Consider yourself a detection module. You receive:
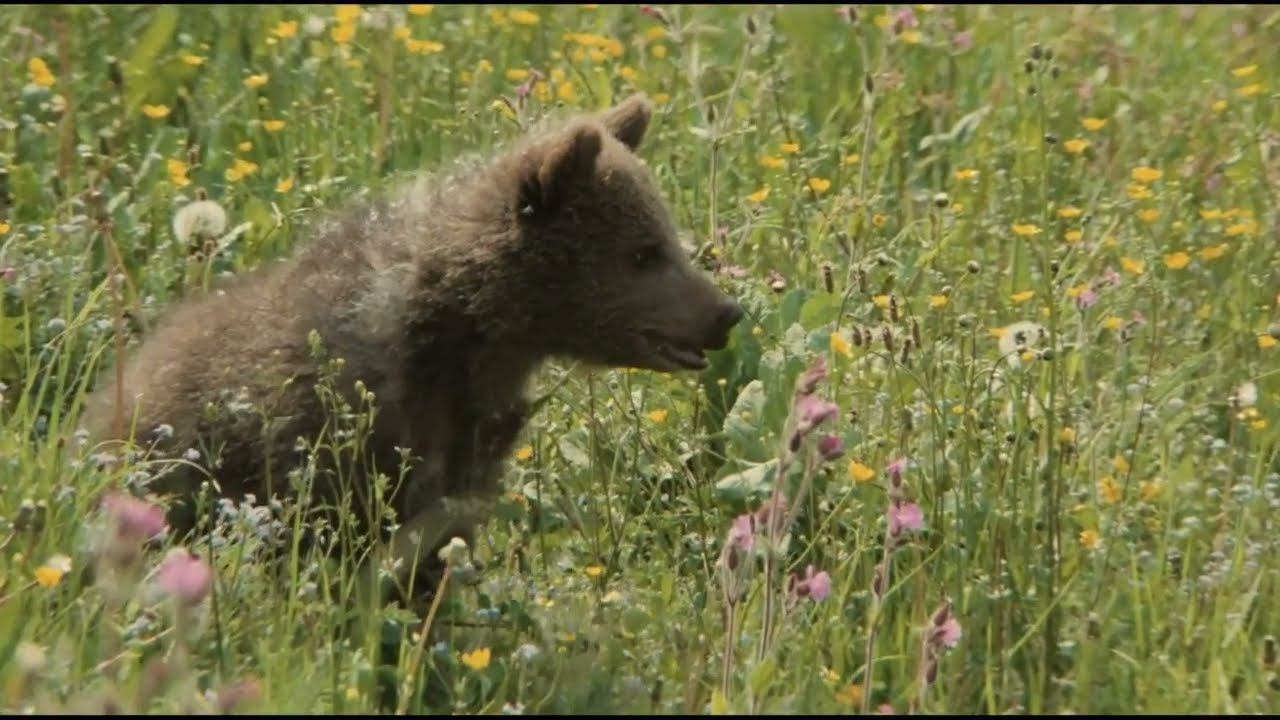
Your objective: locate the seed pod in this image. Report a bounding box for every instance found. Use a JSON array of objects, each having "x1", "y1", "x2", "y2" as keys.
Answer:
[
  {"x1": 822, "y1": 263, "x2": 835, "y2": 293},
  {"x1": 882, "y1": 326, "x2": 895, "y2": 353}
]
